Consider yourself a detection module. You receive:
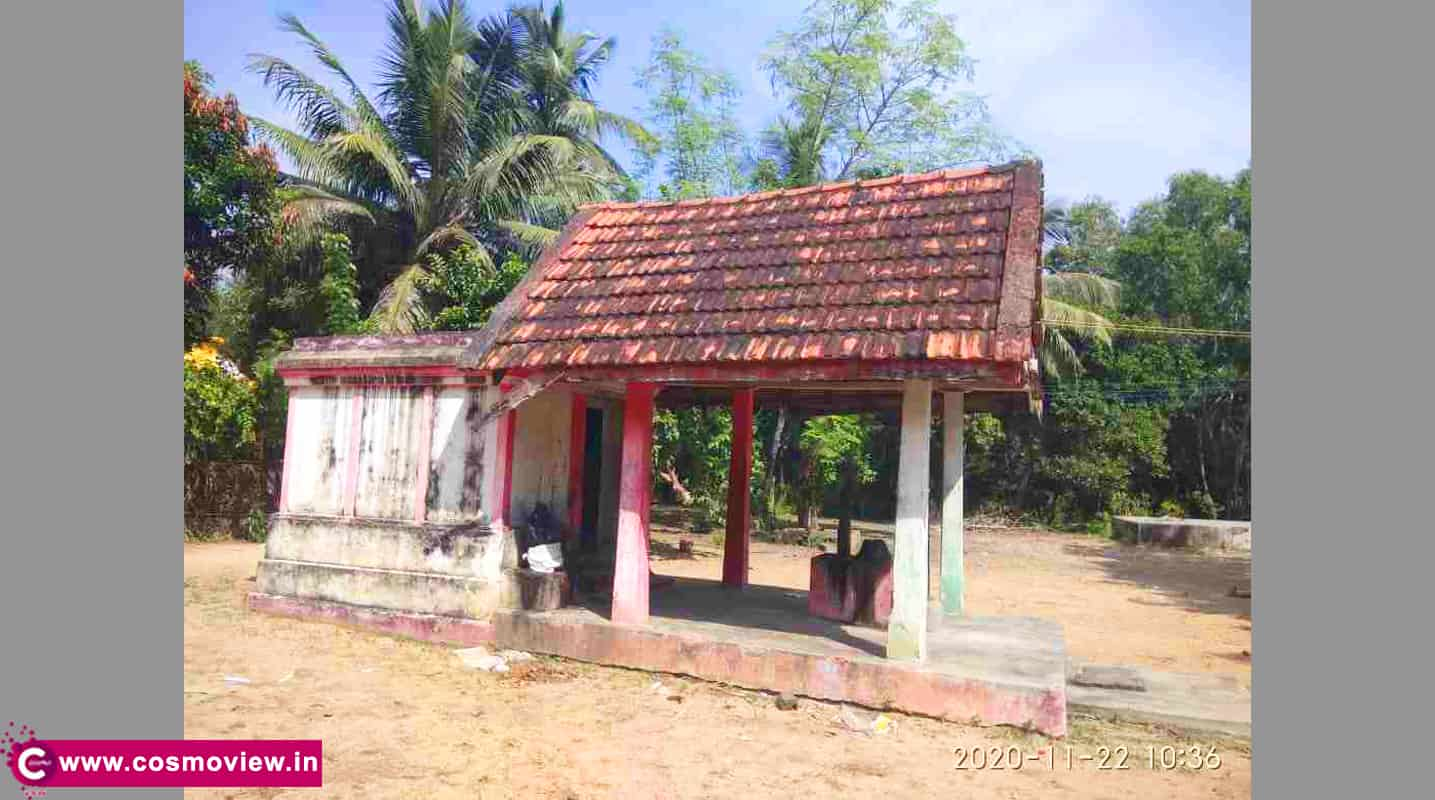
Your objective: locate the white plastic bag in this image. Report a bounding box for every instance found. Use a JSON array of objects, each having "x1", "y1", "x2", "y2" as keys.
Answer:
[{"x1": 526, "y1": 542, "x2": 563, "y2": 573}]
